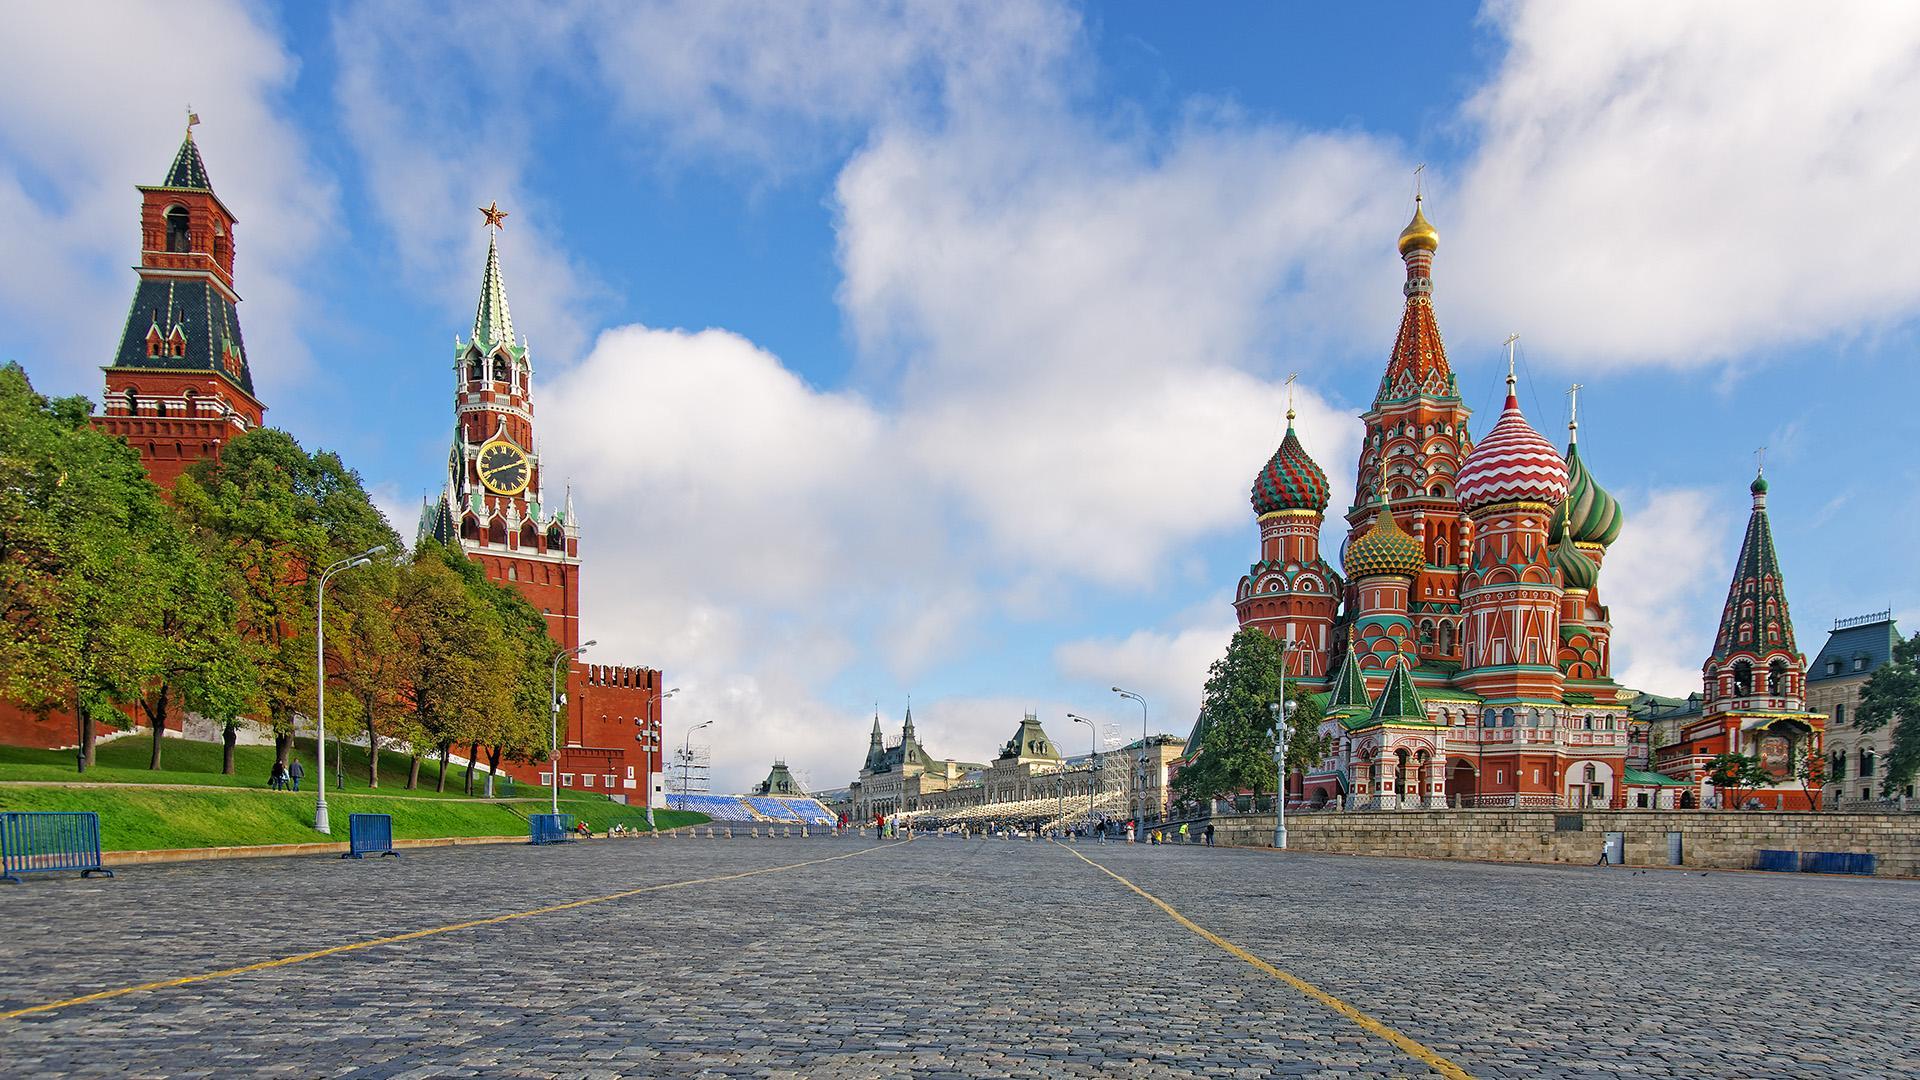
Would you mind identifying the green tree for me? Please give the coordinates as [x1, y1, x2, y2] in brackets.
[131, 518, 260, 771]
[1172, 629, 1328, 809]
[0, 364, 175, 770]
[1705, 752, 1771, 809]
[1858, 632, 1920, 797]
[323, 559, 406, 788]
[175, 429, 396, 772]
[392, 556, 514, 791]
[421, 540, 552, 793]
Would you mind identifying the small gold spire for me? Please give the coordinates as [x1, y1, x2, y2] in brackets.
[1398, 193, 1439, 256]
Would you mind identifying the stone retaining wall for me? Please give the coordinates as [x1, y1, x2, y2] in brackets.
[1206, 810, 1920, 878]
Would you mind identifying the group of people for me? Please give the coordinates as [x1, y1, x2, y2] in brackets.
[266, 759, 305, 791]
[1144, 823, 1214, 846]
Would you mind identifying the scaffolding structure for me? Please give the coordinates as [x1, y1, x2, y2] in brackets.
[673, 743, 712, 796]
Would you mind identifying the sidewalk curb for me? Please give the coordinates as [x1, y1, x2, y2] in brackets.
[102, 834, 526, 867]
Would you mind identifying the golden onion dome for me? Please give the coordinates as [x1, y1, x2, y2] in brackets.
[1397, 196, 1438, 256]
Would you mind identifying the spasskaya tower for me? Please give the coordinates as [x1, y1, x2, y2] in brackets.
[419, 203, 581, 649]
[420, 205, 669, 806]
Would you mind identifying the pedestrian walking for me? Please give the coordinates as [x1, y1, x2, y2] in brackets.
[1178, 822, 1189, 844]
[288, 758, 305, 792]
[1204, 822, 1215, 847]
[269, 760, 286, 791]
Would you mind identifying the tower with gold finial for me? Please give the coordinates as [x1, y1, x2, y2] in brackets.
[1342, 193, 1475, 673]
[1236, 376, 1341, 677]
[94, 116, 267, 489]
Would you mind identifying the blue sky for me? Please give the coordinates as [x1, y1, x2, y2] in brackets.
[4, 2, 1917, 792]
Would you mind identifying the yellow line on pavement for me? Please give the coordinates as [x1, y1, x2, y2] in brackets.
[2, 841, 901, 1022]
[1054, 842, 1474, 1080]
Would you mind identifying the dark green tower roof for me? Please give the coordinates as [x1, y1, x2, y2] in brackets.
[1368, 657, 1427, 723]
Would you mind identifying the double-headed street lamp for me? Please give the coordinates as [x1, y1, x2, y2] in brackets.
[1112, 687, 1149, 841]
[1268, 637, 1297, 849]
[645, 686, 680, 830]
[314, 544, 387, 835]
[550, 640, 596, 816]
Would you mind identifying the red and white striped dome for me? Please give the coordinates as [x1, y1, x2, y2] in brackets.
[1455, 387, 1569, 510]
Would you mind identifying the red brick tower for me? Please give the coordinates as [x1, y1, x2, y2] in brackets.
[94, 119, 267, 488]
[420, 209, 665, 805]
[1342, 196, 1475, 669]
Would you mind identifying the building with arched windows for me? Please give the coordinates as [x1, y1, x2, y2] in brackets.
[1805, 611, 1906, 808]
[1217, 198, 1825, 810]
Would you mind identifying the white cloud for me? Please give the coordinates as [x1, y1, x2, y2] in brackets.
[1448, 0, 1920, 366]
[1053, 602, 1239, 739]
[1603, 487, 1730, 695]
[0, 0, 334, 397]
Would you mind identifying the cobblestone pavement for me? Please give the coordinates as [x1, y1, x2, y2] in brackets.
[0, 835, 1915, 1078]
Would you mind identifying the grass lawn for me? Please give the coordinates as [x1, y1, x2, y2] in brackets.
[0, 784, 708, 851]
[0, 736, 541, 799]
[0, 736, 707, 850]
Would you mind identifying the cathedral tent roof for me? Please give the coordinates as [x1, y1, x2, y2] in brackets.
[470, 232, 518, 353]
[1368, 657, 1428, 723]
[1709, 470, 1798, 661]
[162, 131, 212, 190]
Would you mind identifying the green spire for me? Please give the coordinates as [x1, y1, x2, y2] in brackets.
[471, 232, 516, 350]
[1327, 644, 1370, 713]
[1368, 656, 1426, 723]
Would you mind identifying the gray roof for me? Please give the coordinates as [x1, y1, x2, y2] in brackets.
[108, 277, 255, 397]
[1808, 615, 1902, 683]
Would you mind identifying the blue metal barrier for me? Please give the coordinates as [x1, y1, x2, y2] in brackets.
[1801, 851, 1876, 876]
[1752, 849, 1798, 872]
[1, 811, 114, 883]
[342, 813, 397, 859]
[529, 813, 573, 845]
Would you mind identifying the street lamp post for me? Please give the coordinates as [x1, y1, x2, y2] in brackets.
[314, 544, 386, 834]
[644, 687, 680, 830]
[1068, 713, 1099, 840]
[680, 719, 713, 801]
[550, 640, 597, 816]
[1113, 688, 1149, 841]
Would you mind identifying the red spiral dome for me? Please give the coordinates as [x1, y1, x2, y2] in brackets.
[1456, 385, 1569, 510]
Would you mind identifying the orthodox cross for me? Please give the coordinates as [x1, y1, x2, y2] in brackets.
[1566, 382, 1583, 436]
[1413, 162, 1425, 199]
[1284, 371, 1298, 420]
[479, 200, 509, 230]
[1755, 446, 1766, 474]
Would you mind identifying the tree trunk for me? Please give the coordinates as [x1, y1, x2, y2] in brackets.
[464, 741, 479, 796]
[364, 698, 379, 789]
[222, 722, 238, 774]
[436, 743, 451, 792]
[406, 754, 421, 789]
[486, 745, 503, 798]
[273, 727, 292, 770]
[145, 684, 170, 770]
[74, 693, 94, 773]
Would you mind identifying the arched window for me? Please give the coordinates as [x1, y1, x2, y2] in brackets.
[165, 206, 191, 253]
[492, 357, 509, 381]
[1767, 658, 1789, 695]
[1582, 715, 1594, 730]
[468, 358, 482, 382]
[1419, 620, 1434, 646]
[1834, 703, 1846, 725]
[1583, 764, 1597, 783]
[1732, 660, 1754, 696]
[1829, 750, 1845, 780]
[1860, 749, 1876, 777]
[1501, 708, 1515, 727]
[1481, 709, 1495, 728]
[125, 390, 138, 414]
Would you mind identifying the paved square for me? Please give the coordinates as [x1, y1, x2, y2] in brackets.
[0, 836, 1914, 1078]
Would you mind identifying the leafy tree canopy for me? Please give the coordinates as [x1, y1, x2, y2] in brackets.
[1173, 628, 1328, 806]
[1858, 632, 1920, 797]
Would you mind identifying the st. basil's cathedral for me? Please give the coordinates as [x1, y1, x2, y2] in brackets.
[1233, 199, 1825, 811]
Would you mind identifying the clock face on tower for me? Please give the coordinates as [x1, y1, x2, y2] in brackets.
[477, 439, 531, 495]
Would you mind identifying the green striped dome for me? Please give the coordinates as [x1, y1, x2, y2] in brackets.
[1551, 533, 1598, 591]
[1553, 442, 1624, 547]
[1345, 501, 1424, 580]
